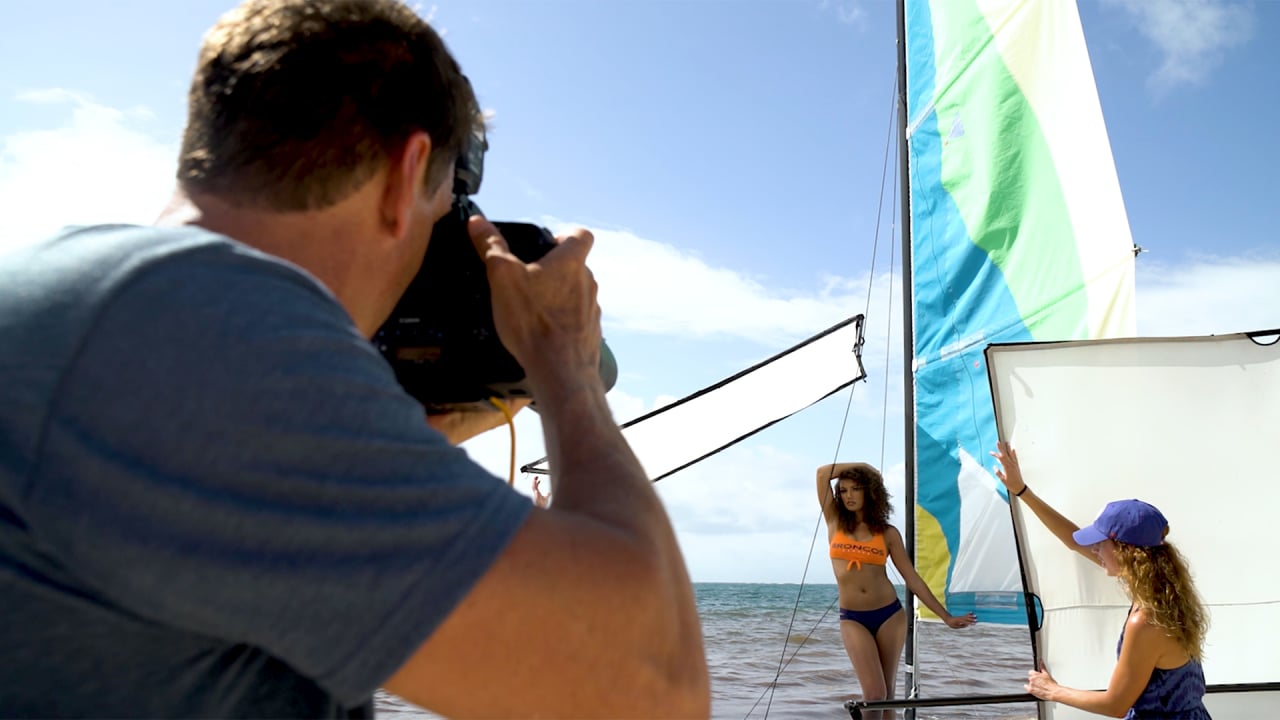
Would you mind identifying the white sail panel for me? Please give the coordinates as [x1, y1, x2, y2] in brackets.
[949, 448, 1020, 602]
[988, 330, 1280, 718]
[522, 316, 866, 482]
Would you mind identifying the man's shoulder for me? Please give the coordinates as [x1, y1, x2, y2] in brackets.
[19, 223, 236, 275]
[59, 225, 367, 384]
[7, 223, 333, 316]
[0, 223, 359, 428]
[94, 223, 324, 291]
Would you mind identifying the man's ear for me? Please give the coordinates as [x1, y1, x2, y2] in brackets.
[380, 131, 433, 239]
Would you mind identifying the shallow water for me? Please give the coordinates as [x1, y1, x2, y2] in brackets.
[377, 582, 1037, 719]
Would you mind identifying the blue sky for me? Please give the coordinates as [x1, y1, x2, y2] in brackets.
[2, 0, 1277, 584]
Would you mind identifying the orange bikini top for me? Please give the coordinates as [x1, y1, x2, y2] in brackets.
[829, 529, 888, 571]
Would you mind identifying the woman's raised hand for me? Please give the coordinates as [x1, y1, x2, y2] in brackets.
[532, 477, 551, 508]
[989, 441, 1027, 497]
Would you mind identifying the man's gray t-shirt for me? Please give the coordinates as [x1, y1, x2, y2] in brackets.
[0, 225, 532, 716]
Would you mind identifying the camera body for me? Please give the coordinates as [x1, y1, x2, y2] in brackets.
[372, 124, 616, 413]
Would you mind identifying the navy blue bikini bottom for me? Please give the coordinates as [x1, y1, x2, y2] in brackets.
[839, 598, 904, 636]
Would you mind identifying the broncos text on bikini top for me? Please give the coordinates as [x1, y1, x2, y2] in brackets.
[829, 529, 888, 571]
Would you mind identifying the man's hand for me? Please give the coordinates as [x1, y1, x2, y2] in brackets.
[467, 217, 602, 401]
[389, 219, 708, 718]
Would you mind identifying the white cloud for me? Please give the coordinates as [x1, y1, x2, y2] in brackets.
[652, 444, 910, 584]
[550, 250, 1280, 583]
[819, 0, 867, 27]
[7, 91, 1278, 585]
[0, 90, 177, 253]
[550, 220, 869, 348]
[413, 4, 440, 29]
[1137, 255, 1280, 336]
[458, 386, 655, 500]
[1101, 0, 1254, 90]
[638, 252, 1280, 583]
[0, 90, 877, 348]
[656, 443, 820, 536]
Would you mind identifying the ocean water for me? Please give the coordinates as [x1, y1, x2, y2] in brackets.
[377, 582, 1038, 719]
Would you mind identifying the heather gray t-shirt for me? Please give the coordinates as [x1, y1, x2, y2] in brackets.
[0, 225, 532, 717]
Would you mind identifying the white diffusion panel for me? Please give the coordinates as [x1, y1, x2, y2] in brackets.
[987, 331, 1280, 719]
[523, 315, 866, 482]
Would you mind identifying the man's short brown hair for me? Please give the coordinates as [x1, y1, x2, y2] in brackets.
[178, 0, 477, 210]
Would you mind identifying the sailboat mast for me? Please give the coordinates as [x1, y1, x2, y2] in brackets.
[894, 0, 919, 715]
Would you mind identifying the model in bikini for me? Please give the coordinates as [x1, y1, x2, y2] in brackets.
[817, 462, 976, 720]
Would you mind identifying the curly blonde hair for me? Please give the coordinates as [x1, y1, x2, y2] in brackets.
[1113, 540, 1209, 660]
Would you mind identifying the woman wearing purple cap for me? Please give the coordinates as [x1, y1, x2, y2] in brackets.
[991, 442, 1210, 719]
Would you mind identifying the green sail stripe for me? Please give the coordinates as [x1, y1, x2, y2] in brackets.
[928, 0, 1089, 340]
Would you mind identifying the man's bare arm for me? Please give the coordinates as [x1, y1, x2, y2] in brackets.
[383, 220, 708, 717]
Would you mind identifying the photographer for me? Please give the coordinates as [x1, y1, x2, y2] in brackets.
[0, 0, 708, 717]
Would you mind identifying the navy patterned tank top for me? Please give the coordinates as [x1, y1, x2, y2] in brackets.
[1117, 612, 1211, 719]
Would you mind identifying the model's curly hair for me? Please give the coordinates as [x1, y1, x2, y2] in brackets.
[1113, 539, 1209, 661]
[833, 465, 893, 536]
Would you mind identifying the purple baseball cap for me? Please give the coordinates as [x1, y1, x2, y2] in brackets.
[1072, 499, 1169, 547]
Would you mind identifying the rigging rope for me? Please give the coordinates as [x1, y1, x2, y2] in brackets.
[753, 72, 901, 720]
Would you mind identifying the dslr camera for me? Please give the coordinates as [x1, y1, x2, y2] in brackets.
[372, 123, 617, 414]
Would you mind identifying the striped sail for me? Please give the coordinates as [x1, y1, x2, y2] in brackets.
[903, 0, 1136, 624]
